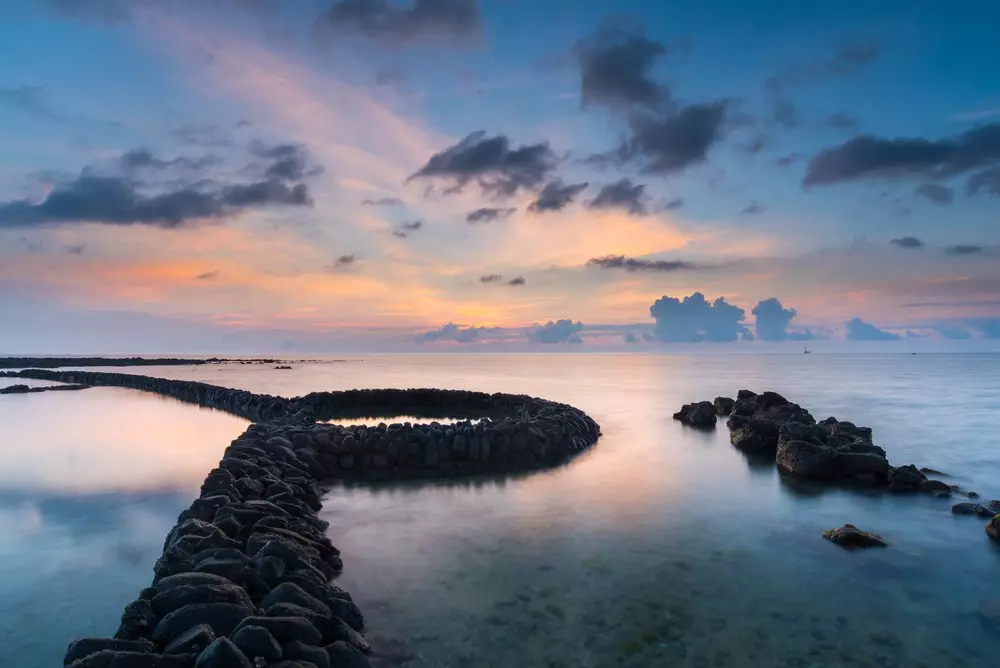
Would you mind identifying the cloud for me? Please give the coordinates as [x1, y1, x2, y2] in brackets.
[890, 236, 925, 249]
[769, 40, 880, 90]
[479, 273, 502, 283]
[249, 141, 323, 181]
[662, 197, 684, 210]
[528, 319, 584, 344]
[752, 297, 802, 341]
[361, 196, 404, 206]
[944, 244, 985, 256]
[587, 255, 700, 272]
[772, 100, 798, 128]
[614, 101, 729, 175]
[788, 329, 816, 342]
[825, 112, 859, 131]
[979, 320, 1000, 338]
[414, 322, 498, 344]
[64, 244, 86, 255]
[0, 85, 120, 130]
[195, 270, 219, 280]
[334, 254, 356, 267]
[587, 178, 648, 215]
[507, 276, 525, 286]
[169, 123, 237, 148]
[967, 167, 1000, 196]
[624, 331, 640, 343]
[648, 293, 750, 342]
[844, 317, 901, 341]
[119, 148, 219, 172]
[740, 200, 765, 215]
[466, 207, 516, 223]
[914, 183, 954, 204]
[744, 135, 768, 154]
[575, 25, 669, 111]
[325, 0, 481, 45]
[776, 153, 801, 167]
[407, 131, 558, 197]
[393, 220, 424, 237]
[803, 123, 1000, 187]
[46, 0, 131, 24]
[935, 325, 972, 340]
[528, 179, 589, 213]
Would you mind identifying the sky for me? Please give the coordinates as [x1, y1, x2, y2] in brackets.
[0, 0, 999, 353]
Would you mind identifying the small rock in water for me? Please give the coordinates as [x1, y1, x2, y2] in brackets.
[822, 524, 887, 549]
[918, 467, 947, 476]
[672, 401, 716, 429]
[713, 396, 735, 415]
[967, 491, 980, 499]
[919, 479, 951, 494]
[986, 515, 1000, 544]
[951, 503, 995, 518]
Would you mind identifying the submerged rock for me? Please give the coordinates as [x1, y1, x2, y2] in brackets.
[987, 516, 1000, 544]
[672, 401, 716, 428]
[822, 524, 888, 549]
[952, 503, 995, 518]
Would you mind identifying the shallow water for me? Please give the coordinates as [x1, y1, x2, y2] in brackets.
[2, 353, 999, 667]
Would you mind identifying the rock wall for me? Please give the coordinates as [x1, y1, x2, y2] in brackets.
[13, 369, 602, 666]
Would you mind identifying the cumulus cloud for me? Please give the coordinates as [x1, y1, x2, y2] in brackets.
[752, 298, 803, 341]
[528, 319, 584, 344]
[362, 196, 404, 206]
[479, 273, 502, 283]
[528, 179, 589, 212]
[587, 178, 648, 215]
[967, 167, 1000, 196]
[740, 200, 765, 215]
[648, 293, 750, 342]
[944, 244, 984, 256]
[844, 317, 901, 341]
[334, 254, 356, 267]
[507, 276, 525, 286]
[119, 148, 219, 172]
[587, 255, 700, 272]
[914, 183, 954, 204]
[574, 25, 670, 111]
[935, 325, 972, 340]
[614, 101, 729, 175]
[804, 123, 1000, 187]
[413, 322, 495, 344]
[325, 0, 481, 45]
[407, 131, 558, 197]
[466, 207, 516, 223]
[890, 236, 925, 249]
[392, 220, 423, 238]
[249, 141, 323, 182]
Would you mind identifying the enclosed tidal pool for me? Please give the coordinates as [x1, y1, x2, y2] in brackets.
[2, 354, 999, 667]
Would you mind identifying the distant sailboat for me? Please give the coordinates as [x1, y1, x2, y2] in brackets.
[803, 346, 811, 354]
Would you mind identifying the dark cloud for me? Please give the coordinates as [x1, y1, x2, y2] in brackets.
[740, 200, 765, 215]
[479, 273, 502, 283]
[890, 236, 925, 249]
[649, 293, 750, 342]
[119, 148, 219, 172]
[466, 207, 516, 223]
[844, 317, 901, 341]
[362, 196, 404, 206]
[195, 270, 219, 280]
[407, 131, 558, 197]
[394, 220, 423, 237]
[776, 153, 801, 167]
[587, 178, 648, 215]
[528, 179, 589, 213]
[662, 197, 684, 210]
[528, 319, 584, 344]
[803, 123, 1000, 187]
[334, 254, 357, 267]
[967, 167, 1000, 196]
[414, 322, 499, 344]
[944, 244, 984, 256]
[507, 276, 525, 286]
[616, 101, 729, 175]
[914, 183, 954, 204]
[392, 230, 408, 238]
[0, 175, 310, 229]
[935, 325, 972, 340]
[169, 123, 237, 148]
[744, 135, 768, 155]
[575, 25, 670, 111]
[587, 255, 700, 272]
[249, 141, 323, 182]
[64, 244, 86, 255]
[772, 100, 799, 128]
[770, 40, 880, 90]
[752, 298, 802, 342]
[825, 112, 859, 131]
[326, 0, 481, 45]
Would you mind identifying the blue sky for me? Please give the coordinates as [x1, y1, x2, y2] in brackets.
[0, 0, 998, 353]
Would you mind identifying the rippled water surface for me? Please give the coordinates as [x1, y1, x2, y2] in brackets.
[2, 353, 999, 667]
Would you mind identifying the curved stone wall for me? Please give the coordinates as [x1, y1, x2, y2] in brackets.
[6, 369, 601, 667]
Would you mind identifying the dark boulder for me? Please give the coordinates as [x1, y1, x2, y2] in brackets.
[155, 573, 237, 593]
[194, 638, 252, 668]
[231, 625, 283, 663]
[730, 419, 780, 455]
[713, 396, 735, 415]
[68, 650, 198, 667]
[152, 603, 253, 645]
[151, 584, 253, 617]
[283, 640, 331, 668]
[822, 524, 887, 549]
[888, 465, 925, 492]
[115, 599, 157, 640]
[952, 503, 994, 518]
[262, 583, 332, 619]
[672, 401, 716, 428]
[919, 479, 951, 494]
[326, 641, 374, 668]
[233, 616, 323, 646]
[776, 440, 835, 479]
[65, 638, 156, 665]
[164, 625, 215, 655]
[987, 515, 1000, 543]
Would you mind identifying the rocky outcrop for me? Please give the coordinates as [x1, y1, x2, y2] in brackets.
[952, 503, 995, 518]
[672, 401, 716, 428]
[822, 524, 887, 549]
[52, 371, 601, 666]
[987, 516, 1000, 543]
[0, 383, 88, 394]
[712, 396, 735, 415]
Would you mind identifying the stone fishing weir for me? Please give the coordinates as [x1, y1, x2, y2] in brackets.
[4, 369, 601, 668]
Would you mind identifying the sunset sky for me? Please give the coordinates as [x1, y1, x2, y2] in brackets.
[1, 0, 998, 352]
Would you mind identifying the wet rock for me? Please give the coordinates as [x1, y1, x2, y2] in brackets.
[152, 603, 253, 645]
[164, 625, 215, 655]
[262, 583, 332, 619]
[713, 396, 735, 415]
[234, 616, 323, 646]
[115, 599, 157, 640]
[919, 479, 951, 494]
[730, 419, 780, 455]
[325, 641, 373, 668]
[194, 637, 252, 668]
[672, 401, 716, 428]
[987, 515, 1000, 543]
[952, 503, 994, 518]
[919, 467, 947, 476]
[822, 524, 887, 549]
[151, 584, 254, 617]
[283, 640, 331, 668]
[887, 464, 925, 492]
[69, 650, 198, 667]
[65, 638, 156, 665]
[231, 625, 283, 663]
[155, 573, 237, 592]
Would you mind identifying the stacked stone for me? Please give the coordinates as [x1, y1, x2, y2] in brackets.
[65, 425, 372, 668]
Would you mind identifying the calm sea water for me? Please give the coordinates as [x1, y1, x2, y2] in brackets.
[1, 353, 998, 667]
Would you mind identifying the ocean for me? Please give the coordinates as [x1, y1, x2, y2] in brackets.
[1, 353, 998, 667]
